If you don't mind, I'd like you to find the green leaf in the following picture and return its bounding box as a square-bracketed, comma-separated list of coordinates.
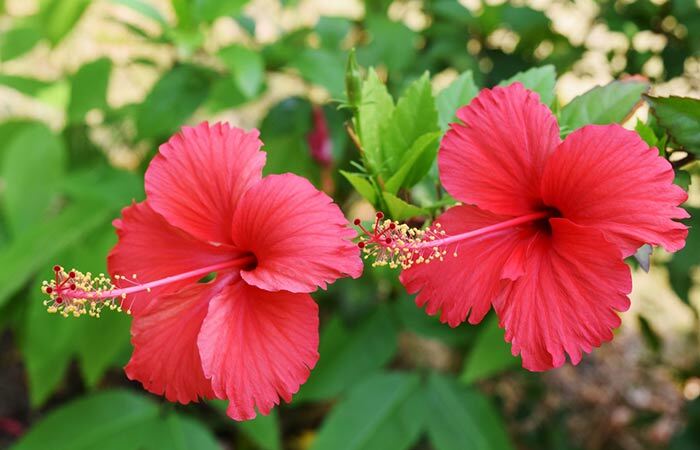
[460, 315, 519, 384]
[11, 390, 159, 450]
[358, 16, 417, 74]
[0, 201, 112, 308]
[297, 306, 398, 402]
[356, 69, 394, 174]
[1, 123, 65, 236]
[436, 71, 478, 130]
[559, 80, 649, 136]
[384, 131, 441, 194]
[68, 58, 112, 124]
[137, 65, 211, 139]
[210, 401, 281, 450]
[383, 193, 426, 221]
[426, 373, 514, 450]
[40, 0, 92, 45]
[394, 296, 472, 346]
[291, 48, 346, 98]
[0, 74, 53, 97]
[316, 16, 351, 49]
[110, 0, 168, 26]
[635, 119, 659, 148]
[499, 65, 556, 106]
[667, 207, 700, 306]
[310, 372, 427, 450]
[0, 23, 42, 61]
[381, 73, 440, 179]
[645, 95, 700, 154]
[340, 171, 377, 204]
[142, 414, 221, 450]
[192, 0, 248, 22]
[59, 164, 144, 209]
[218, 44, 265, 99]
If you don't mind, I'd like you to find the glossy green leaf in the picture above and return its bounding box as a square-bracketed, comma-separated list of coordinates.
[384, 131, 441, 194]
[297, 306, 398, 402]
[383, 192, 426, 221]
[499, 65, 556, 106]
[635, 119, 659, 148]
[381, 73, 440, 181]
[460, 315, 519, 384]
[356, 69, 394, 174]
[340, 171, 377, 204]
[218, 44, 265, 99]
[0, 23, 41, 61]
[559, 80, 648, 136]
[436, 70, 478, 130]
[426, 373, 514, 450]
[0, 201, 112, 308]
[137, 65, 211, 139]
[40, 0, 91, 45]
[68, 58, 112, 124]
[11, 390, 159, 450]
[213, 402, 282, 450]
[667, 207, 700, 305]
[310, 372, 427, 450]
[645, 95, 700, 154]
[2, 124, 65, 235]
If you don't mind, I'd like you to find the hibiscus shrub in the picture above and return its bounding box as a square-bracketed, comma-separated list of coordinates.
[1, 1, 700, 450]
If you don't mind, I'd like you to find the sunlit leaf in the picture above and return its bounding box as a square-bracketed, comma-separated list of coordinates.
[436, 70, 478, 130]
[68, 58, 112, 124]
[645, 95, 700, 154]
[356, 69, 394, 175]
[218, 44, 265, 99]
[499, 65, 556, 106]
[340, 171, 377, 204]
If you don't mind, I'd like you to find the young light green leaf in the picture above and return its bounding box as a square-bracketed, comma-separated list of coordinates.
[436, 71, 478, 130]
[460, 315, 519, 384]
[357, 68, 394, 174]
[635, 119, 659, 148]
[297, 306, 398, 402]
[426, 373, 514, 450]
[192, 0, 248, 22]
[310, 372, 427, 450]
[381, 73, 439, 178]
[40, 0, 92, 45]
[11, 390, 160, 450]
[499, 65, 556, 106]
[218, 45, 265, 99]
[559, 80, 649, 136]
[2, 123, 65, 236]
[68, 58, 112, 124]
[0, 23, 41, 61]
[645, 95, 700, 154]
[340, 171, 377, 204]
[384, 131, 441, 194]
[0, 74, 54, 97]
[383, 193, 426, 221]
[137, 65, 211, 139]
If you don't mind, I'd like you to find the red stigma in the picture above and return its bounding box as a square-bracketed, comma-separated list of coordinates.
[358, 242, 365, 249]
[353, 218, 361, 225]
[69, 271, 76, 278]
[376, 212, 384, 219]
[385, 238, 392, 244]
[56, 297, 63, 304]
[70, 283, 77, 290]
[389, 223, 396, 230]
[53, 265, 61, 272]
[46, 287, 53, 294]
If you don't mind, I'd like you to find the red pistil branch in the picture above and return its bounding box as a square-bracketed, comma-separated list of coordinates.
[355, 211, 548, 269]
[42, 256, 255, 318]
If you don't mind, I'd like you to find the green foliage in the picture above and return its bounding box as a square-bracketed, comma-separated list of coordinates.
[666, 207, 700, 306]
[0, 23, 41, 61]
[499, 65, 556, 106]
[436, 71, 478, 130]
[68, 58, 112, 124]
[40, 0, 92, 45]
[11, 390, 218, 450]
[426, 374, 514, 450]
[297, 306, 398, 402]
[559, 80, 649, 136]
[645, 95, 700, 154]
[461, 315, 520, 384]
[310, 372, 427, 450]
[218, 45, 265, 99]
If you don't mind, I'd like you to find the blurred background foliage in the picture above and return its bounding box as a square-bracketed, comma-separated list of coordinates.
[0, 0, 699, 449]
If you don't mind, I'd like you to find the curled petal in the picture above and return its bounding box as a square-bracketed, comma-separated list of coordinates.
[541, 124, 688, 257]
[125, 283, 216, 403]
[494, 219, 632, 371]
[145, 122, 266, 245]
[198, 279, 319, 420]
[231, 173, 362, 293]
[439, 83, 560, 215]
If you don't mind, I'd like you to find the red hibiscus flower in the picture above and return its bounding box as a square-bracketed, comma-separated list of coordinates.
[45, 122, 362, 419]
[359, 83, 688, 371]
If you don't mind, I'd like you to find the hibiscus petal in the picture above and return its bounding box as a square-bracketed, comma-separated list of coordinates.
[399, 205, 531, 327]
[494, 219, 632, 371]
[231, 173, 362, 293]
[439, 83, 560, 215]
[107, 201, 235, 315]
[145, 122, 266, 245]
[125, 283, 216, 404]
[540, 124, 688, 257]
[198, 279, 319, 420]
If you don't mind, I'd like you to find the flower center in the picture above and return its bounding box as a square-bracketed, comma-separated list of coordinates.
[42, 255, 255, 318]
[355, 210, 551, 269]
